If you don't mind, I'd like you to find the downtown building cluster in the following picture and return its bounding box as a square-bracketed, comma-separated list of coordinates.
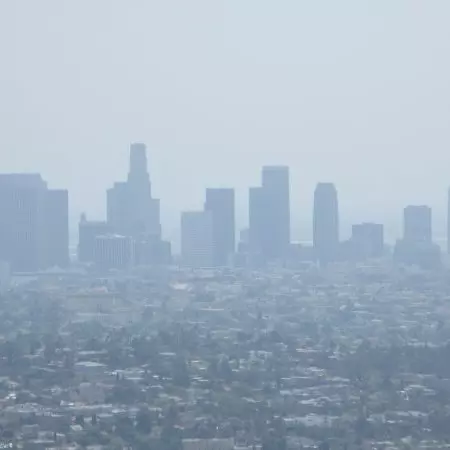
[0, 143, 446, 273]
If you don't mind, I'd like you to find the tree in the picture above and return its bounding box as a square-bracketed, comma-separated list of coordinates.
[75, 415, 85, 427]
[115, 416, 134, 443]
[136, 408, 153, 435]
[172, 356, 190, 387]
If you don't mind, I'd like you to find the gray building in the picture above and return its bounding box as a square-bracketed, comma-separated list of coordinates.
[107, 143, 161, 239]
[78, 214, 112, 263]
[313, 183, 339, 264]
[394, 205, 439, 269]
[261, 166, 291, 260]
[351, 222, 384, 259]
[181, 211, 214, 268]
[403, 205, 432, 243]
[248, 187, 267, 261]
[0, 174, 69, 272]
[204, 188, 235, 266]
[248, 166, 290, 263]
[94, 234, 134, 270]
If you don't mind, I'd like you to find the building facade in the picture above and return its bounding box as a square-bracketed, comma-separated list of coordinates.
[107, 143, 161, 239]
[403, 205, 432, 243]
[261, 166, 291, 260]
[204, 188, 235, 266]
[94, 235, 134, 270]
[351, 222, 384, 259]
[181, 211, 214, 268]
[44, 189, 70, 268]
[78, 214, 112, 263]
[248, 187, 267, 262]
[0, 174, 69, 272]
[313, 183, 339, 264]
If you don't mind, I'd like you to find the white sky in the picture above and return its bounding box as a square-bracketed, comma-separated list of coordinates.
[1, 1, 450, 245]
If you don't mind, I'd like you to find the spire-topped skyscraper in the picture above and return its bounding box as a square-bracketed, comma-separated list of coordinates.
[107, 143, 161, 239]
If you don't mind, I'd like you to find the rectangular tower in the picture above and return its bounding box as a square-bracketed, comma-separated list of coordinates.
[261, 166, 291, 260]
[205, 188, 235, 266]
[404, 205, 432, 243]
[248, 187, 267, 261]
[181, 211, 214, 268]
[0, 174, 68, 272]
[351, 223, 384, 259]
[45, 189, 69, 268]
[313, 183, 339, 264]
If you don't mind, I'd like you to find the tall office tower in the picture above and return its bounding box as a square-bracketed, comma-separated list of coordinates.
[204, 188, 235, 266]
[261, 166, 291, 259]
[351, 223, 384, 259]
[181, 211, 214, 268]
[313, 183, 339, 264]
[403, 205, 432, 243]
[0, 174, 69, 272]
[107, 182, 129, 236]
[45, 189, 70, 268]
[248, 187, 267, 260]
[78, 214, 112, 263]
[107, 143, 161, 239]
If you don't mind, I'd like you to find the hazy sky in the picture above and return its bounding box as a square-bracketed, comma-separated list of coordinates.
[2, 1, 450, 244]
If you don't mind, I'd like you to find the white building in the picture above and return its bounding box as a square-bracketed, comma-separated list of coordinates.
[94, 234, 134, 270]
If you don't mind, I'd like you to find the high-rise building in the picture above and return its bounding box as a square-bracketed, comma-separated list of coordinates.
[403, 205, 432, 243]
[78, 214, 112, 263]
[107, 143, 161, 239]
[0, 174, 69, 272]
[204, 188, 235, 266]
[313, 183, 339, 264]
[107, 182, 128, 236]
[248, 187, 266, 261]
[45, 189, 70, 268]
[261, 166, 291, 259]
[395, 205, 439, 269]
[351, 223, 384, 259]
[181, 211, 214, 268]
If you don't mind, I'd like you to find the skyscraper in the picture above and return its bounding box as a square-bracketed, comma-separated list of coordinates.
[261, 166, 291, 259]
[0, 174, 69, 272]
[204, 188, 235, 266]
[107, 143, 161, 239]
[403, 205, 432, 243]
[45, 189, 70, 268]
[313, 183, 339, 264]
[181, 211, 214, 268]
[394, 204, 439, 269]
[248, 187, 267, 260]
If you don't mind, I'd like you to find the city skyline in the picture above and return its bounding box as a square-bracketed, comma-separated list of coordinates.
[3, 144, 450, 253]
[3, 2, 450, 247]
